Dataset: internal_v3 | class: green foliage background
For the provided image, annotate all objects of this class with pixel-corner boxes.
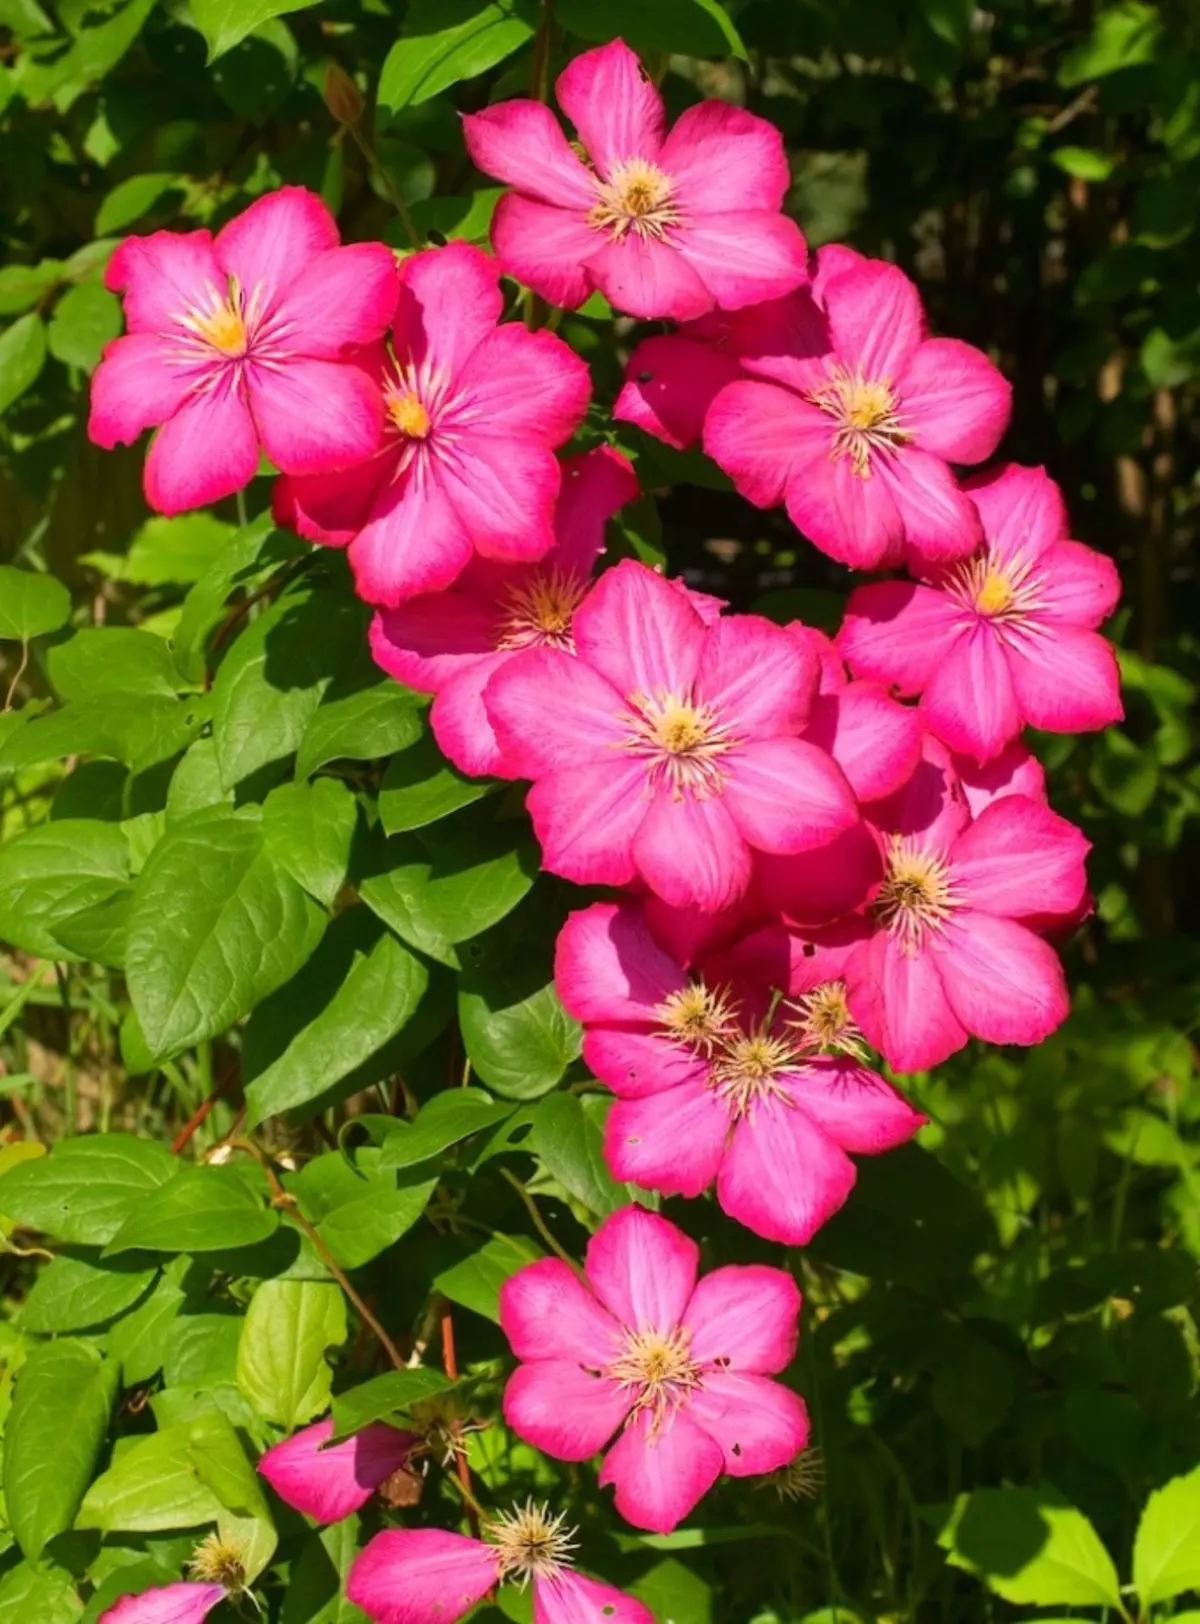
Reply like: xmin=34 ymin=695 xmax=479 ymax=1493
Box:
xmin=0 ymin=0 xmax=1198 ymax=1621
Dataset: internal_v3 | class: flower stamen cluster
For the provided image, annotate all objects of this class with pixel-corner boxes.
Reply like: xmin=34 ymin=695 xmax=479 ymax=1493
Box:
xmin=655 ymin=980 xmax=738 ymax=1053
xmin=806 ymin=363 xmax=910 ymax=477
xmin=948 ymin=549 xmax=1047 ymax=622
xmin=496 ymin=566 xmax=590 ymax=651
xmin=622 ymin=688 xmax=736 ymax=798
xmin=588 ymin=159 xmax=683 ymax=242
xmin=788 ymin=980 xmax=868 ymax=1060
xmin=484 ymin=1500 xmax=579 ymax=1586
xmin=874 ymin=836 xmax=960 ymax=954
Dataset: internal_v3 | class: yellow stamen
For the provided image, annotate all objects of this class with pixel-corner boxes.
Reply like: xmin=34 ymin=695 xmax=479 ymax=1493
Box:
xmin=807 ymin=363 xmax=909 ymax=477
xmin=874 ymin=836 xmax=958 ymax=954
xmin=485 ymin=1500 xmax=578 ymax=1586
xmin=948 ymin=550 xmax=1046 ymax=622
xmin=606 ymin=1326 xmax=703 ymax=1433
xmin=974 ymin=570 xmax=1014 ymax=615
xmin=589 ymin=159 xmax=682 ymax=243
xmin=188 ymin=1532 xmax=248 ymax=1591
xmin=622 ymin=688 xmax=736 ymax=799
xmin=789 ymin=979 xmax=868 ymax=1060
xmin=388 ymin=390 xmax=431 ymax=439
xmin=709 ymin=1025 xmax=800 ymax=1117
xmin=495 ymin=566 xmax=589 ymax=651
xmin=656 ymin=981 xmax=737 ymax=1055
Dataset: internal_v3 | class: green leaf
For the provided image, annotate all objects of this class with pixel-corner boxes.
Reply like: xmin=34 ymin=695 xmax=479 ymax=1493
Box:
xmin=0 ymin=1562 xmax=81 ymax=1624
xmin=0 ymin=259 xmax=63 ymax=316
xmin=296 ymin=668 xmax=424 ymax=779
xmin=78 ymin=1421 xmax=223 ymax=1534
xmin=1051 ymin=145 xmax=1116 ymax=181
xmin=46 ymin=282 xmax=122 ymax=371
xmin=308 ymin=1159 xmax=437 ymax=1271
xmin=380 ymin=1088 xmax=516 ymax=1169
xmin=106 ymin=1164 xmax=279 ymax=1254
xmin=95 ymin=172 xmax=184 ymax=235
xmin=0 ymin=693 xmax=208 ymax=778
xmin=937 ymin=1487 xmax=1124 ymax=1610
xmin=0 ymin=563 xmax=70 ymax=639
xmin=49 ymin=884 xmax=133 ymax=967
xmin=555 ymin=0 xmax=745 ymax=58
xmin=1133 ymin=1462 xmax=1200 ymax=1605
xmin=434 ymin=1232 xmax=543 ymax=1323
xmin=0 ymin=312 xmax=47 ymax=414
xmin=0 ymin=1132 xmax=176 ymax=1244
xmin=85 ymin=512 xmax=237 ymax=588
xmin=378 ymin=0 xmax=537 ymax=111
xmin=1059 ymin=1 xmax=1162 ymax=86
xmin=16 ymin=0 xmax=156 ymax=107
xmin=281 ymin=1515 xmax=369 ymax=1624
xmin=185 ymin=1408 xmax=278 ymax=1582
xmin=20 ymin=1249 xmax=157 ymax=1332
xmin=173 ymin=515 xmax=298 ymax=680
xmin=410 ymin=189 xmax=504 ymax=246
xmin=189 ymin=0 xmax=324 ymax=57
xmin=633 ymin=1557 xmax=713 ymax=1624
xmin=459 ymin=960 xmax=581 ymax=1100
xmin=48 ymin=626 xmax=183 ymax=702
xmin=4 ymin=1339 xmax=117 ymax=1560
xmin=331 ymin=1367 xmax=453 ymax=1438
xmin=0 ymin=818 xmax=129 ymax=958
xmin=533 ymin=1092 xmax=628 ymax=1217
xmin=108 ymin=1257 xmax=191 ymax=1384
xmin=236 ymin=1279 xmax=348 ymax=1429
xmin=263 ymin=777 xmax=357 ymax=907
xmin=210 ymin=579 xmax=367 ymax=789
xmin=126 ymin=807 xmax=326 ymax=1062
xmin=379 ymin=730 xmax=494 ymax=832
xmin=243 ymin=914 xmax=429 ymax=1126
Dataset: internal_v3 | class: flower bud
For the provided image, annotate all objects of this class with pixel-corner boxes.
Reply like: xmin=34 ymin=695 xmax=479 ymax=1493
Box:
xmin=324 ymin=63 xmax=364 ymax=126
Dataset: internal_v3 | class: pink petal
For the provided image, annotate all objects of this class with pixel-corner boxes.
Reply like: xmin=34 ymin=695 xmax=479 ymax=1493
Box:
xmin=89 ymin=333 xmax=204 ymax=447
xmin=100 ymin=1586 xmax=225 ymax=1624
xmin=348 ymin=468 xmax=473 ymax=607
xmin=104 ymin=229 xmax=221 ymax=335
xmin=273 ymin=450 xmax=393 ymax=548
xmin=703 ymin=379 xmax=815 ymax=511
xmin=784 ymin=434 xmax=906 ymax=570
xmin=585 ymin=1205 xmax=698 ymax=1333
xmin=247 ymin=355 xmax=383 ymax=475
xmin=807 ymin=684 xmax=923 ymax=804
xmin=453 ymin=325 xmax=591 ymax=443
xmin=870 ymin=732 xmax=970 ymax=848
xmin=534 ymin=1571 xmax=654 ymax=1624
xmin=1006 ymin=625 xmax=1123 ymax=734
xmin=822 ymin=257 xmax=925 ymax=379
xmin=438 ymin=437 xmax=561 ymax=564
xmin=752 ymin=823 xmax=882 ymax=926
xmin=875 ymin=447 xmax=982 ymax=563
xmin=550 ymin=445 xmax=639 ymax=577
xmin=900 ymin=337 xmax=1011 ymax=463
xmin=573 ymin=558 xmax=707 ymax=698
xmin=681 ymin=1264 xmax=801 ymax=1374
xmin=723 ymin=738 xmax=859 ymax=856
xmin=268 ymin=244 xmax=398 ymax=358
xmin=708 ymin=917 xmax=862 ymax=1005
xmin=606 ymin=1081 xmax=730 ymax=1199
xmin=614 ymin=334 xmax=742 ymax=451
xmin=660 ymin=101 xmax=792 ymax=212
xmin=1037 ymin=540 xmax=1122 ymax=626
xmin=429 ymin=657 xmax=513 ymax=777
xmin=954 ymin=740 xmax=1046 ymax=817
xmin=501 ymin=1256 xmax=623 ymax=1363
xmin=347 ymin=1529 xmax=498 ymax=1624
xmin=554 ymin=901 xmax=687 ymax=1024
xmin=843 ymin=931 xmax=968 ymax=1073
xmin=695 ymin=614 xmax=816 ymax=735
xmin=716 ymin=1097 xmax=857 ymax=1245
xmin=370 ymin=590 xmax=498 ymax=693
xmin=584 ymin=1027 xmax=712 ymax=1101
xmin=676 ymin=212 xmax=809 ymax=312
xmin=486 ymin=649 xmax=626 ymax=772
xmin=599 ymin=1407 xmax=723 ymax=1534
xmin=394 ymin=241 xmax=502 ymax=375
xmin=557 ymin=40 xmax=665 ymax=174
xmin=962 ymin=461 xmax=1065 ymax=564
xmin=787 ymin=1057 xmax=925 ymax=1154
xmin=589 ymin=235 xmax=713 ymax=322
xmin=258 ymin=1416 xmax=416 ymax=1523
xmin=632 ymin=791 xmax=751 ymax=913
xmin=528 ymin=762 xmax=648 ymax=888
xmin=920 ymin=623 xmax=1021 ymax=762
xmin=935 ymin=911 xmax=1069 ymax=1047
xmin=688 ymin=1370 xmax=810 ymax=1476
xmin=214 ymin=186 xmax=339 ymax=303
xmin=490 ymin=194 xmax=599 ymax=309
xmin=504 ymin=1361 xmax=631 ymax=1460
xmin=144 ymin=380 xmax=258 ymax=515
xmin=950 ymin=795 xmax=1090 ymax=920
xmin=462 ymin=100 xmax=597 ymax=208
xmin=837 ymin=580 xmax=964 ymax=693
xmin=734 ymin=287 xmax=831 ymax=396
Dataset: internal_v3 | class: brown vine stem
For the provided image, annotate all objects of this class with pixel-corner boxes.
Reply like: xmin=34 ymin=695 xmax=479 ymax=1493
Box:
xmin=2 ymin=640 xmax=29 ymax=712
xmin=439 ymin=1300 xmax=481 ymax=1538
xmin=498 ymin=1166 xmax=576 ymax=1267
xmin=170 ymin=1058 xmax=238 ymax=1154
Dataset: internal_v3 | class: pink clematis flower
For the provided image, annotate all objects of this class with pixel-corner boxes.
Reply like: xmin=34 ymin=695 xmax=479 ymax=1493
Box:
xmin=557 ymin=903 xmax=923 ymax=1245
xmin=273 ymin=241 xmax=591 ymax=608
xmin=703 ymin=246 xmax=1012 ymax=569
xmin=842 ymin=743 xmax=1090 ymax=1072
xmin=462 ymin=39 xmax=807 ymax=320
xmin=498 ymin=1205 xmax=809 ymax=1532
xmin=484 ymin=559 xmax=859 ymax=912
xmin=258 ymin=1416 xmax=418 ymax=1523
xmin=349 ymin=1505 xmax=652 ymax=1624
xmin=370 ymin=447 xmax=638 ymax=777
xmin=837 ymin=462 xmax=1123 ymax=762
xmin=100 ymin=1584 xmax=225 ymax=1624
xmin=953 ymin=739 xmax=1046 ymax=818
xmin=90 ymin=188 xmax=399 ymax=515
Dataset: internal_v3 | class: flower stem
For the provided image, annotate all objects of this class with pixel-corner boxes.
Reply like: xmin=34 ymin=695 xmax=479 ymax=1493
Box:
xmin=499 ymin=1166 xmax=576 ymax=1267
xmin=348 ymin=123 xmax=421 ymax=249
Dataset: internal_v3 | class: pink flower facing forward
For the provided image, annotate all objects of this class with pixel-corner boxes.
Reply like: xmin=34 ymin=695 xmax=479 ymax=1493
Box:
xmin=703 ymin=246 xmax=1012 ymax=569
xmin=258 ymin=1415 xmax=418 ymax=1523
xmin=348 ymin=1502 xmax=652 ymax=1624
xmin=843 ymin=744 xmax=1091 ymax=1072
xmin=100 ymin=1586 xmax=225 ymax=1624
xmin=499 ymin=1206 xmax=810 ymax=1532
xmin=370 ymin=446 xmax=638 ymax=777
xmin=463 ymin=39 xmax=807 ymax=320
xmin=273 ymin=241 xmax=591 ymax=608
xmin=90 ymin=188 xmax=399 ymax=515
xmin=838 ymin=461 xmax=1123 ymax=762
xmin=485 ymin=559 xmax=859 ymax=913
xmin=556 ymin=902 xmax=923 ymax=1245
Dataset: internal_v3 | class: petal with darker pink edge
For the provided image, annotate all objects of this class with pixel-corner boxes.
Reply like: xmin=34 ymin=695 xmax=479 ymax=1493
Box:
xmin=347 ymin=472 xmax=473 ymax=608
xmin=716 ymin=1098 xmax=857 ymax=1245
xmin=877 ymin=447 xmax=981 ymax=562
xmin=1006 ymin=625 xmax=1123 ymax=734
xmin=485 ymin=650 xmax=626 ymax=773
xmin=785 ymin=429 xmax=906 ymax=569
xmin=454 ymin=325 xmax=590 ymax=442
xmin=533 ymin=1570 xmax=654 ymax=1624
xmin=606 ymin=1081 xmax=730 ymax=1199
xmin=258 ymin=1417 xmax=416 ymax=1523
xmin=347 ymin=1529 xmax=497 ymax=1624
xmin=554 ymin=901 xmax=687 ymax=1025
xmin=920 ymin=622 xmax=1021 ymax=762
xmin=703 ymin=379 xmax=814 ymax=510
xmin=573 ymin=558 xmax=707 ymax=697
xmin=269 ymin=244 xmax=398 ymax=357
xmin=144 ymin=384 xmax=258 ymax=515
xmin=247 ymin=355 xmax=382 ymax=476
xmin=100 ymin=1585 xmax=225 ymax=1624
xmin=689 ymin=1371 xmax=810 ymax=1475
xmin=954 ymin=741 xmax=1046 ymax=817
xmin=675 ymin=212 xmax=808 ymax=311
xmin=589 ymin=234 xmax=713 ymax=322
xmin=438 ymin=437 xmax=561 ymax=563
xmin=557 ymin=40 xmax=665 ymax=174
xmin=632 ymin=791 xmax=751 ymax=914
xmin=787 ymin=1058 xmax=925 ymax=1155
xmin=961 ymin=461 xmax=1066 ymax=564
xmin=753 ymin=823 xmax=882 ymax=927
xmin=273 ymin=451 xmax=393 ymax=548
xmin=822 ymin=257 xmax=925 ymax=379
xmin=104 ymin=229 xmax=221 ymax=335
xmin=900 ymin=337 xmax=1011 ymax=463
xmin=660 ymin=101 xmax=791 ymax=212
xmin=214 ymin=186 xmax=338 ymax=302
xmin=370 ymin=590 xmax=497 ymax=692
xmin=838 ymin=580 xmax=963 ymax=693
xmin=503 ymin=1362 xmax=631 ymax=1461
xmin=934 ymin=912 xmax=1069 ymax=1046
xmin=950 ymin=796 xmax=1090 ymax=920
xmin=584 ymin=1027 xmax=712 ymax=1101
xmin=585 ymin=1205 xmax=698 ymax=1332
xmin=723 ymin=738 xmax=858 ymax=856
xmin=394 ymin=241 xmax=502 ymax=375
xmin=429 ymin=656 xmax=513 ymax=778
xmin=462 ymin=101 xmax=597 ymax=208
xmin=490 ymin=194 xmax=599 ymax=310
xmin=500 ymin=1255 xmax=622 ymax=1364
xmin=844 ymin=931 xmax=968 ymax=1074
xmin=550 ymin=445 xmax=639 ymax=576
xmin=681 ymin=1264 xmax=801 ymax=1374
xmin=89 ymin=334 xmax=205 ymax=447
xmin=1036 ymin=540 xmax=1121 ymax=626
xmin=807 ymin=684 xmax=923 ymax=804
xmin=695 ymin=614 xmax=816 ymax=735
xmin=599 ymin=1408 xmax=723 ymax=1534
xmin=527 ymin=763 xmax=647 ymax=889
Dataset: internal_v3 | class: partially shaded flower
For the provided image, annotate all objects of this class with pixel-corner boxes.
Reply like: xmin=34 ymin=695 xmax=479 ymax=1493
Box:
xmin=463 ymin=39 xmax=807 ymax=319
xmin=258 ymin=1415 xmax=419 ymax=1524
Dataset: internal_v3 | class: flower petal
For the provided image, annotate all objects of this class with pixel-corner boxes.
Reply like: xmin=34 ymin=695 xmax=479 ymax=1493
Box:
xmin=534 ymin=1570 xmax=654 ymax=1624
xmin=676 ymin=211 xmax=809 ymax=311
xmin=143 ymin=381 xmax=258 ymax=515
xmin=504 ymin=1361 xmax=631 ymax=1460
xmin=453 ymin=324 xmax=591 ymax=443
xmin=807 ymin=683 xmax=923 ymax=804
xmin=588 ymin=235 xmax=712 ymax=322
xmin=695 ymin=614 xmax=816 ymax=735
xmin=104 ymin=229 xmax=221 ymax=335
xmin=660 ymin=101 xmax=792 ymax=212
xmin=716 ymin=1097 xmax=857 ymax=1246
xmin=900 ymin=337 xmax=1011 ymax=463
xmin=501 ymin=1256 xmax=623 ymax=1363
xmin=100 ymin=1585 xmax=225 ymax=1624
xmin=950 ymin=795 xmax=1090 ymax=920
xmin=1037 ymin=540 xmax=1122 ymax=626
xmin=786 ymin=1057 xmax=925 ymax=1155
xmin=703 ymin=379 xmax=815 ymax=511
xmin=875 ymin=447 xmax=982 ymax=563
xmin=606 ymin=1081 xmax=730 ymax=1199
xmin=268 ymin=244 xmax=398 ymax=357
xmin=753 ymin=823 xmax=882 ymax=926
xmin=1005 ymin=625 xmax=1124 ymax=735
xmin=954 ymin=740 xmax=1046 ymax=817
xmin=369 ymin=590 xmax=498 ymax=693
xmin=486 ymin=649 xmax=626 ymax=772
xmin=274 ymin=450 xmax=394 ymax=547
xmin=89 ymin=334 xmax=206 ymax=447
xmin=584 ymin=1027 xmax=712 ymax=1101
xmin=557 ymin=39 xmax=665 ymax=174
xmin=689 ymin=1370 xmax=810 ymax=1476
xmin=215 ymin=186 xmax=339 ymax=303
xmin=394 ymin=241 xmax=502 ymax=375
xmin=551 ymin=445 xmax=639 ymax=576
xmin=599 ymin=1407 xmax=723 ymax=1534
xmin=347 ymin=1529 xmax=497 ymax=1624
xmin=784 ymin=436 xmax=906 ymax=570
xmin=555 ymin=901 xmax=687 ymax=1024
xmin=681 ymin=1264 xmax=802 ymax=1374
xmin=585 ymin=1205 xmax=698 ymax=1334
xmin=258 ymin=1417 xmax=416 ymax=1523
xmin=527 ymin=762 xmax=648 ymax=888
xmin=935 ymin=911 xmax=1069 ymax=1047
xmin=723 ymin=738 xmax=859 ymax=856
xmin=490 ymin=194 xmax=600 ymax=310
xmin=463 ymin=100 xmax=598 ymax=208
xmin=632 ymin=790 xmax=751 ymax=913
xmin=843 ymin=931 xmax=968 ymax=1074
xmin=837 ymin=580 xmax=964 ymax=693
xmin=347 ymin=467 xmax=473 ymax=607
xmin=438 ymin=436 xmax=562 ymax=563
xmin=920 ymin=622 xmax=1021 ymax=762
xmin=574 ymin=558 xmax=707 ymax=697
xmin=247 ymin=355 xmax=383 ymax=475
xmin=429 ymin=656 xmax=513 ymax=777
xmin=822 ymin=257 xmax=925 ymax=379
xmin=961 ymin=461 xmax=1065 ymax=564
xmin=615 ymin=334 xmax=742 ymax=451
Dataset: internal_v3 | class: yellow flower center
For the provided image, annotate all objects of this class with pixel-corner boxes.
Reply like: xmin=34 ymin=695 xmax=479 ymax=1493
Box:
xmin=709 ymin=1026 xmax=800 ymax=1117
xmin=589 ymin=159 xmax=682 ymax=242
xmin=974 ymin=570 xmax=1014 ymax=615
xmin=656 ymin=981 xmax=737 ymax=1054
xmin=606 ymin=1326 xmax=703 ymax=1432
xmin=178 ymin=279 xmax=253 ymax=360
xmin=188 ymin=1533 xmax=248 ymax=1592
xmin=789 ymin=979 xmax=868 ymax=1059
xmin=622 ymin=689 xmax=736 ymax=799
xmin=495 ymin=567 xmax=589 ymax=652
xmin=949 ymin=550 xmax=1046 ymax=622
xmin=387 ymin=389 xmax=432 ymax=439
xmin=874 ymin=837 xmax=959 ymax=953
xmin=807 ymin=364 xmax=910 ymax=477
xmin=486 ymin=1500 xmax=578 ymax=1586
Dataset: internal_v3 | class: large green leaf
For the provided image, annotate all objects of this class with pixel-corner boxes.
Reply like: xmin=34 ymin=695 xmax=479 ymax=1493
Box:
xmin=126 ymin=807 xmax=326 ymax=1061
xmin=4 ymin=1339 xmax=117 ymax=1560
xmin=292 ymin=1152 xmax=437 ymax=1271
xmin=0 ymin=564 xmax=70 ymax=640
xmin=173 ymin=516 xmax=297 ymax=681
xmin=0 ymin=312 xmax=47 ymax=414
xmin=0 ymin=1132 xmax=176 ymax=1244
xmin=20 ymin=1249 xmax=157 ymax=1332
xmin=262 ymin=777 xmax=358 ymax=908
xmin=296 ymin=666 xmax=425 ymax=779
xmin=381 ymin=1087 xmax=515 ymax=1169
xmin=378 ymin=0 xmax=537 ymax=110
xmin=237 ymin=1279 xmax=348 ymax=1429
xmin=434 ymin=1232 xmax=543 ymax=1323
xmin=533 ymin=1092 xmax=629 ymax=1218
xmin=331 ymin=1367 xmax=454 ymax=1438
xmin=47 ymin=626 xmax=182 ymax=702
xmin=1133 ymin=1462 xmax=1200 ymax=1605
xmin=191 ymin=0 xmax=327 ymax=58
xmin=106 ymin=1164 xmax=279 ymax=1254
xmin=281 ymin=1515 xmax=369 ymax=1624
xmin=46 ymin=282 xmax=121 ymax=371
xmin=937 ymin=1487 xmax=1123 ymax=1610
xmin=459 ymin=960 xmax=581 ymax=1100
xmin=378 ymin=730 xmax=494 ymax=833
xmin=0 ymin=1562 xmax=81 ymax=1624
xmin=0 ymin=817 xmax=128 ymax=959
xmin=78 ymin=1420 xmax=224 ymax=1534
